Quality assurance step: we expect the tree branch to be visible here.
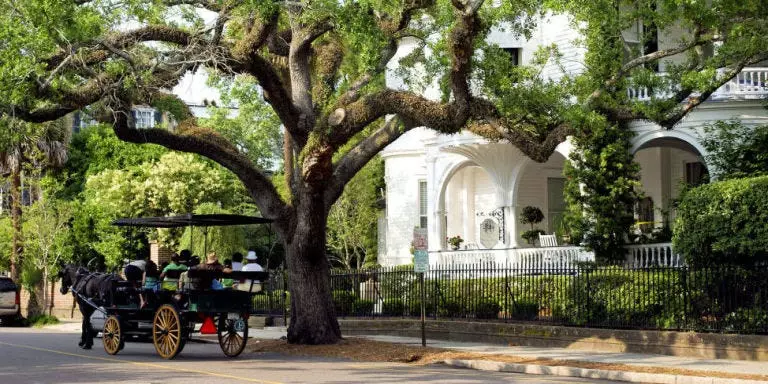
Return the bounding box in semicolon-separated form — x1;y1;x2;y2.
324;117;403;209
656;54;768;128
108;96;292;229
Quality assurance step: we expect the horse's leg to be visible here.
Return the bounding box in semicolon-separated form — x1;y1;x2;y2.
78;299;87;347
80;301;94;349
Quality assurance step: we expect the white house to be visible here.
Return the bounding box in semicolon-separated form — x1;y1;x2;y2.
378;14;768;267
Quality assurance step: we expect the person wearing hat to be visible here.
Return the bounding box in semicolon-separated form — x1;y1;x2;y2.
240;251;263;292
241;251;263;272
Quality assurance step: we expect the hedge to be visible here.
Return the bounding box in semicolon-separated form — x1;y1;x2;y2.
674;175;768;267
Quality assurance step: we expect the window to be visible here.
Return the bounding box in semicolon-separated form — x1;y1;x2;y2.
685;162;707;186
547;178;566;233
636;197;655;233
502;47;521;66
418;180;428;229
133;109;155;129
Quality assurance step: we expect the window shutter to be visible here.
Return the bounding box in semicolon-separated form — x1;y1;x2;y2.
154;110;162;125
419;181;428;228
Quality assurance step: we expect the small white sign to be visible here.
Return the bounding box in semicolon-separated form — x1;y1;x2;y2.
414;250;429;273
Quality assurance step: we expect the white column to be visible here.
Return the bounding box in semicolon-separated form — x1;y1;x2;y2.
660;147;671;222
426;156;441;252
462;167;475;245
506;205;519;249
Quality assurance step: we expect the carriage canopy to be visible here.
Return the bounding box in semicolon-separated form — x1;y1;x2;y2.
112;214;272;228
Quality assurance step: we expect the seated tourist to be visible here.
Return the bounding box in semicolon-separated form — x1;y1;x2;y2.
140;260;159;308
197;252;224;289
239;251;264;292
160;254;187;291
221;259;234;289
179;255;202;290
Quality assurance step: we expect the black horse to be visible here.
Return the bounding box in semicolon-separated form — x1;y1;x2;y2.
59;265;122;349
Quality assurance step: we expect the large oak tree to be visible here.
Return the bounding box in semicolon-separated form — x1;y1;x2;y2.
0;0;766;343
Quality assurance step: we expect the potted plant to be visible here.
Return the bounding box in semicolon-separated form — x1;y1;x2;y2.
520;206;545;245
447;235;464;250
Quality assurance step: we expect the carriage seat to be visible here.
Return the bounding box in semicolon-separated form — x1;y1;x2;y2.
111;280;141;307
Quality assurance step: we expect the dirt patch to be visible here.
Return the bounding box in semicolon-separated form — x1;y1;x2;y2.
247;337;768;382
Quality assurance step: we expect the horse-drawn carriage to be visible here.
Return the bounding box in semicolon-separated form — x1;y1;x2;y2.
60;214;271;359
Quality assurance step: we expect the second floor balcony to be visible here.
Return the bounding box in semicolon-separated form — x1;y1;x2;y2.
628;67;768;102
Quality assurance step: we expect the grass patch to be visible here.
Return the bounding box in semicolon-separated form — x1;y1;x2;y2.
27;314;60;328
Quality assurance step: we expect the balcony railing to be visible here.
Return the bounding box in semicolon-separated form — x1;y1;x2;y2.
624;242;684;268
429;246;594;266
429;242;683;268
627;67;768;102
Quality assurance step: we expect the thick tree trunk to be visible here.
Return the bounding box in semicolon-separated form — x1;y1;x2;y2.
10;169;22;283
285;194;341;344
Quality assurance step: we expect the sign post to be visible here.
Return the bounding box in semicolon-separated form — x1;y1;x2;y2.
412;228;429;347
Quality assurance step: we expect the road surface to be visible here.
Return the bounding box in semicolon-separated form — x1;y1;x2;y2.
0;327;620;383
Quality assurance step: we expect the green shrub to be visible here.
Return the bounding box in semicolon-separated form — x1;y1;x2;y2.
724;308;768;333
352;299;375;316
332;290;357;315
511;300;539;321
674;176;768;266
438;298;464;318
476;299;501;319
382;299;405;316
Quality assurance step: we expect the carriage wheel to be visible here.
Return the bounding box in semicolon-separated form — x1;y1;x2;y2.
217;312;249;357
153;304;186;359
102;315;124;355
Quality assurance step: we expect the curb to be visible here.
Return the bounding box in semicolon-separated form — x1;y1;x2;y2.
442;359;768;384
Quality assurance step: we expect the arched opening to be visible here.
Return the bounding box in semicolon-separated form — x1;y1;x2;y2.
513;151;568;247
632;136;709;232
439;164;498;250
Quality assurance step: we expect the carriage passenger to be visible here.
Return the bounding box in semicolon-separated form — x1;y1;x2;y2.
198;252;224;290
124;254;148;284
160;254;187;291
231;252;243;272
239;251;263;292
139;260;159;308
221;259;234;288
179;256;202;290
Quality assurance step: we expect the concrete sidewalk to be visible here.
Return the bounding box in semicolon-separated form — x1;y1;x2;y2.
251;327;768;383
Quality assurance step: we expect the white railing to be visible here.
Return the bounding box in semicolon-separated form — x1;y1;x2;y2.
624;242;684;267
429;246;595;266
511;246;594;265
627;68;768;101
430;243;686;268
712;67;768;100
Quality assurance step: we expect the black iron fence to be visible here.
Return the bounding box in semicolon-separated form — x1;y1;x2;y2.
252;263;768;334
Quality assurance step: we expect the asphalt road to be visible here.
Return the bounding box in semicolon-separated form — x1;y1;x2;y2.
0;327;620;384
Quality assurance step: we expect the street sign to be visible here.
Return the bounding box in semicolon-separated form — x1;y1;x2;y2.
412;228;428;251
414;250;429;273
413;228;429;273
